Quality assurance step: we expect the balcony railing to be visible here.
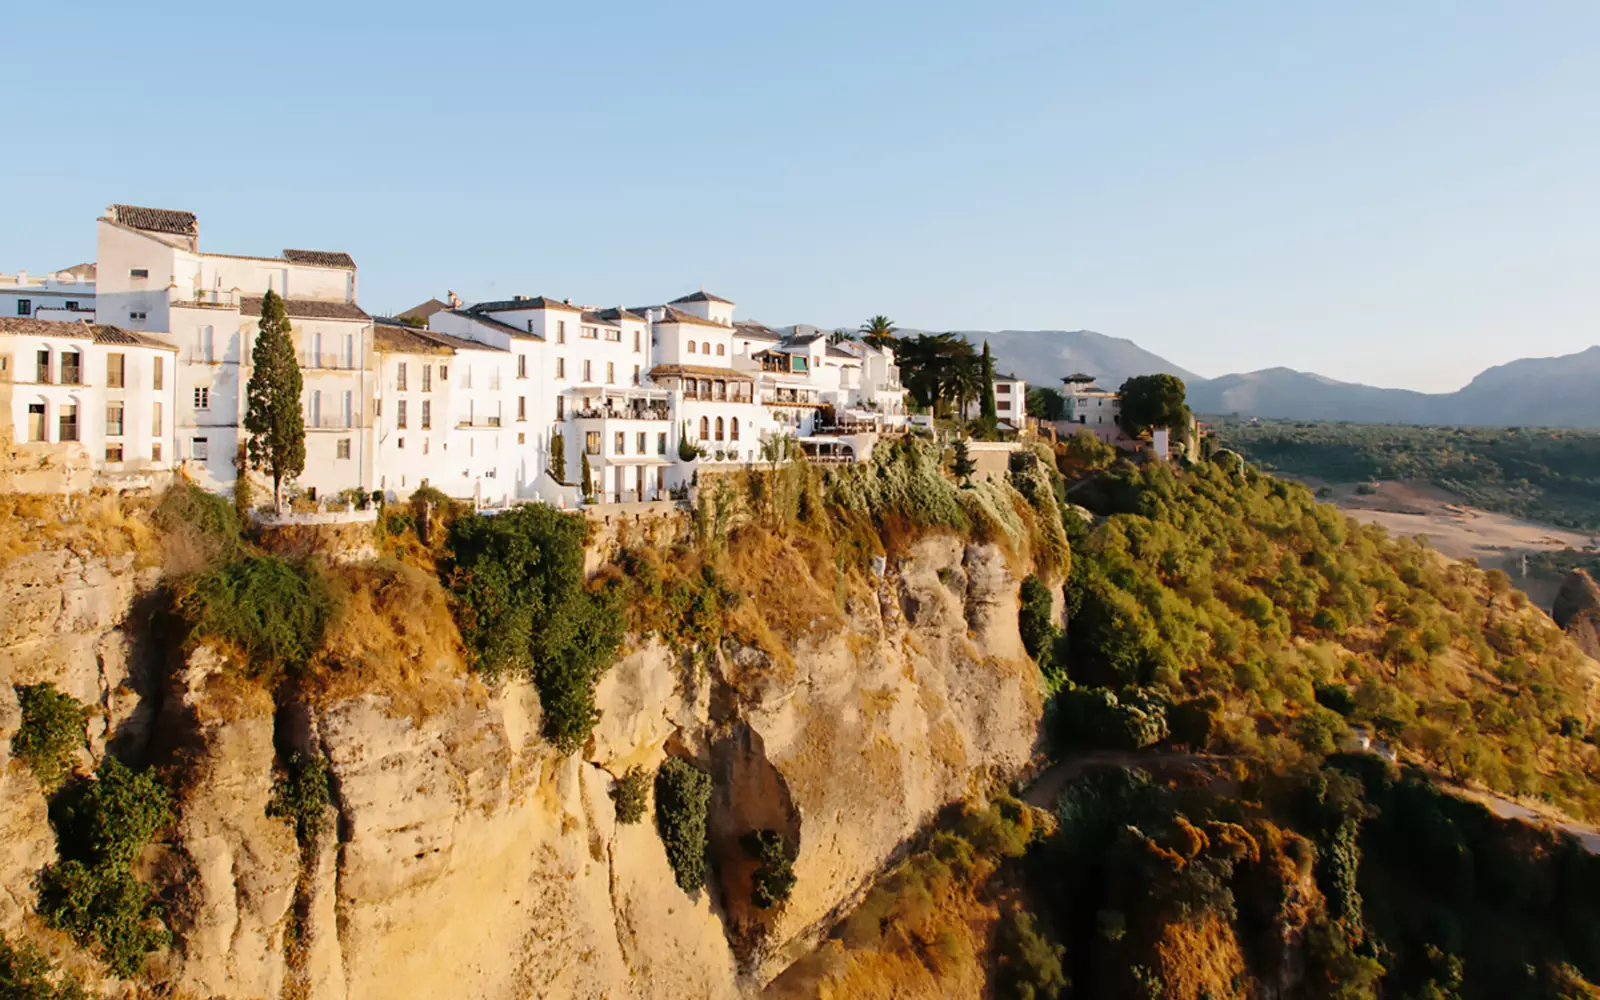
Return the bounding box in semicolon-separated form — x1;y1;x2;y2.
173;289;238;308
574;402;671;421
762;390;820;406
307;413;363;430
302;353;358;370
682;388;753;403
457;417;503;428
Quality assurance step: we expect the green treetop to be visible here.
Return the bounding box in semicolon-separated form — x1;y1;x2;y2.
244;290;306;513
1117;373;1191;443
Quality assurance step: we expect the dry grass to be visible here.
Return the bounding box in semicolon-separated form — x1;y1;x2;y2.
300;559;479;722
0;490;159;569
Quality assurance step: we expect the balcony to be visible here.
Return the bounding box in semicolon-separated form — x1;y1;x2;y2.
457;416;503;429
762;388;821;407
307;413;363;430
173;289;239;309
302;353;359;370
574;400;671;421
682;387;753;403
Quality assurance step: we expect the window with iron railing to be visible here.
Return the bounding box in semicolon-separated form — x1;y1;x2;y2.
105;404;124;437
58;405;78;443
60;352;81;385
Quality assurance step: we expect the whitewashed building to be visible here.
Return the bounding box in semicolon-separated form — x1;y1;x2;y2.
1;266;96;323
95;205;374;498
0;317;178;484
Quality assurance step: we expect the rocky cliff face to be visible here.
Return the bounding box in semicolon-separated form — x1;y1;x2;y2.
1553;569;1600;659
0;532;1043;998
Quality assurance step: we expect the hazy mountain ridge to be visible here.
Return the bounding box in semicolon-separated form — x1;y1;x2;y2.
974;328;1600;427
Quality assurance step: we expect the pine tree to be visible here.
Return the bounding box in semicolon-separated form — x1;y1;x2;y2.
952;437;976;484
549;430;567;484
244;290;305;513
980;340;997;420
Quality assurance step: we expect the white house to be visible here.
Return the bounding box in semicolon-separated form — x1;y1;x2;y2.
1;266;96;323
0;317;178;484
95;204;374;498
1059;377;1134;448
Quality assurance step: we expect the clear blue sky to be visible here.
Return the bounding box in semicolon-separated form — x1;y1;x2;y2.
5;2;1597;392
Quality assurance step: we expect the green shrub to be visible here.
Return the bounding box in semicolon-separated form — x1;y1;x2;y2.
611;767;649;825
1018;576;1062;678
0;933;89;1000
38;757;173;978
154;480;242;552
1051;687;1168;751
742;828;796;909
1168;693;1223;751
177;556;333;674
267;752;332;846
655;757;712;893
994;907;1069;1000
446;506;624;754
11;683;87;789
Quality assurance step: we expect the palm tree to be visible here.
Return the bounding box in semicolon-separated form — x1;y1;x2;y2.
945;353;983;422
828;328;857;345
859;315;897;349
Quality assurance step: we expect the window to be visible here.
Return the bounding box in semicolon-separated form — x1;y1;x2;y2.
57;405;78;442
581;325;598;339
702;341;711;354
657;432;667;455
516;432;524;445
60;352;80;385
130;268;149;279
557;320;566;344
129;311;147;322
397;363;408;391
517;396;526;421
151;442;162;462
424;439;431;454
606;327;621;342
105;444;123;462
996;384;1011;394
716;344;725;356
107;353;126;388
36;350;50;383
583;360;593;382
396;400;408;429
700;416;710;440
715;417;724;441
730;417;739;441
585;431;600;455
16;299;30;316
634;329;642;352
440;364;449;381
337;438;351;460
152;402;162;436
152;356;164;390
606;362;615;384
192;437;208;460
637;432;646;454
556;396;565;420
422;400;432;430
633;365;640;385
65;301;78;311
517;355;527;379
422;365;431;391
615;431;626;454
194;387;210;410
556;357;566;379
687;341;696;354
106;403;124;437
26;404;44;442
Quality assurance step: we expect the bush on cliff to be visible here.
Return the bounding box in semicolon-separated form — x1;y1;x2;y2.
655;757;712;893
38;757;172;978
742;828;796;909
610;767;650;825
0;934;88;1000
268;751;333;847
445;505;623;754
177;555;334;676
11;683;87;790
1018;575;1063;680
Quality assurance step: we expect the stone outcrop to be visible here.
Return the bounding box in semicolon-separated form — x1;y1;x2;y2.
0;528;1042;998
1553;569;1600;659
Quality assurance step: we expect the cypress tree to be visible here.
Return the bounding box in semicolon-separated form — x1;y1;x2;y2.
980;340;997;420
244;290;306;513
548;429;567;484
580;450;595;503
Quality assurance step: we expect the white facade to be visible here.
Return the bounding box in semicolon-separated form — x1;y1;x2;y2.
1;267;96;323
0;317;178;480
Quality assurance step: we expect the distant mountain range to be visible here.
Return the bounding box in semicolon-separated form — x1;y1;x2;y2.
974;329;1600;428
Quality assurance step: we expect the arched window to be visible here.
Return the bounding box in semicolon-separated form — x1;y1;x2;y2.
730;418;739;441
687;341;696;353
716;344;725;356
699;416;710;440
715;417;724;441
702;341;711;354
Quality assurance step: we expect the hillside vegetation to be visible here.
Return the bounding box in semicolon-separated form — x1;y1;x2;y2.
1214;419;1600;531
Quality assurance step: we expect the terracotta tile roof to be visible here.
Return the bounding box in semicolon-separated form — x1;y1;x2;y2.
669;290;734;305
645;304;728;329
108;204;197;236
397;298;449;323
239;296;369;321
733;321;781;341
648;363;756;380
0;316;175;350
373;322;454;356
446;309;541;341
825;346;861;360
283;249;356;269
469;296;580;314
595;307;644;323
580;310;621;328
57;263;97;280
